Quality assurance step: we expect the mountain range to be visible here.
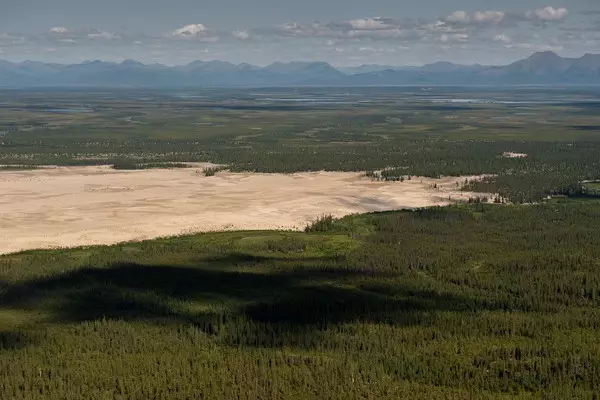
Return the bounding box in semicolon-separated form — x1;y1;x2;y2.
1;52;600;87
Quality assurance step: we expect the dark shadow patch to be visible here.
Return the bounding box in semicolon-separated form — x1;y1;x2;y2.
572;125;600;131
1;258;505;350
0;331;33;350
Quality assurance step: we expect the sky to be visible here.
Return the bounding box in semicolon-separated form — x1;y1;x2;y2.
1;0;599;66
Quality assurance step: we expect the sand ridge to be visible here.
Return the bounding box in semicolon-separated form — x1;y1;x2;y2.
0;165;489;255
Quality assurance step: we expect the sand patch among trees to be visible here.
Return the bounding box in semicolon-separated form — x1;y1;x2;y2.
0;165;489;254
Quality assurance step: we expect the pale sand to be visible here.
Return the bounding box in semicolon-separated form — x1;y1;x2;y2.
0;165;488;255
503;152;528;158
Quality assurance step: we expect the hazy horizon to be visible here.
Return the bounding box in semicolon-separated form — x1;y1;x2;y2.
1;1;598;66
0;49;596;69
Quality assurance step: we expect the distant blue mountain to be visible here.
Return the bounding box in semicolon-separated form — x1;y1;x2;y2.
0;52;599;87
338;52;600;86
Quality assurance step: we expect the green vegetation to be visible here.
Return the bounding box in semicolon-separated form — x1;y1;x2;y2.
0;165;39;171
304;214;336;232
1;87;600;202
111;161;190;170
581;181;600;197
204;166;225;177
2;203;600;398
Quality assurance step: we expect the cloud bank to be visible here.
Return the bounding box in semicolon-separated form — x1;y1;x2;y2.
0;5;591;66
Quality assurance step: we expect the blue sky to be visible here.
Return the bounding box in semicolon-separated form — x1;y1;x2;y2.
1;0;598;65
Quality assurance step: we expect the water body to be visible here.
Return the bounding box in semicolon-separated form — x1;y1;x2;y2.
428;98;600;105
258;98;357;105
428;98;531;105
170;94;207;99
46;108;94;114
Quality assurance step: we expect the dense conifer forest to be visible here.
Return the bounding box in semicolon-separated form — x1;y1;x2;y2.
2;202;600;398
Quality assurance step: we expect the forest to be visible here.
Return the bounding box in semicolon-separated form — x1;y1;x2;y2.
2;201;600;398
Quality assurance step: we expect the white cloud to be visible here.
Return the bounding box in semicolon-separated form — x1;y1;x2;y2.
444;7;568;26
171;24;219;42
42;27;131;46
526;7;568;22
173;24;208;37
420;20;466;35
357;46;397;53
348;28;409;39
232;30;250;40
494;34;511;43
444;10;505;25
274;18;422;41
276;22;330;37
0;5;584;66
344;18;419;40
438;33;469;43
50;27;69;34
444;11;469;24
473;11;505;24
347;17;395;30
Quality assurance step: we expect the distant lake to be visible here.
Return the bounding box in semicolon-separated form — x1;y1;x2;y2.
428;97;600;105
45;108;94;114
170;94;207;99
258;98;356;104
428;98;531;104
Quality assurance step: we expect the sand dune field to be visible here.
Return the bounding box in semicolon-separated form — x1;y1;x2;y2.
0;165;489;254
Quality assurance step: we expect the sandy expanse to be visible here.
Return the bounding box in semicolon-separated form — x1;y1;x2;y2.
503;152;528;159
0;165;488;255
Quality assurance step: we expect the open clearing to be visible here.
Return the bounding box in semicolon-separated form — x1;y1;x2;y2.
0;165;488;254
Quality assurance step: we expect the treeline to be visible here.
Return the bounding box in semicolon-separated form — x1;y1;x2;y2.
360;142;600;203
203;166;226;177
111;160;190;170
3;133;600;204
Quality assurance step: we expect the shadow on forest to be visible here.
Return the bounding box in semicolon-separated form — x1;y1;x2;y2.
0;331;33;350
197;252;340;267
0;256;504;349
